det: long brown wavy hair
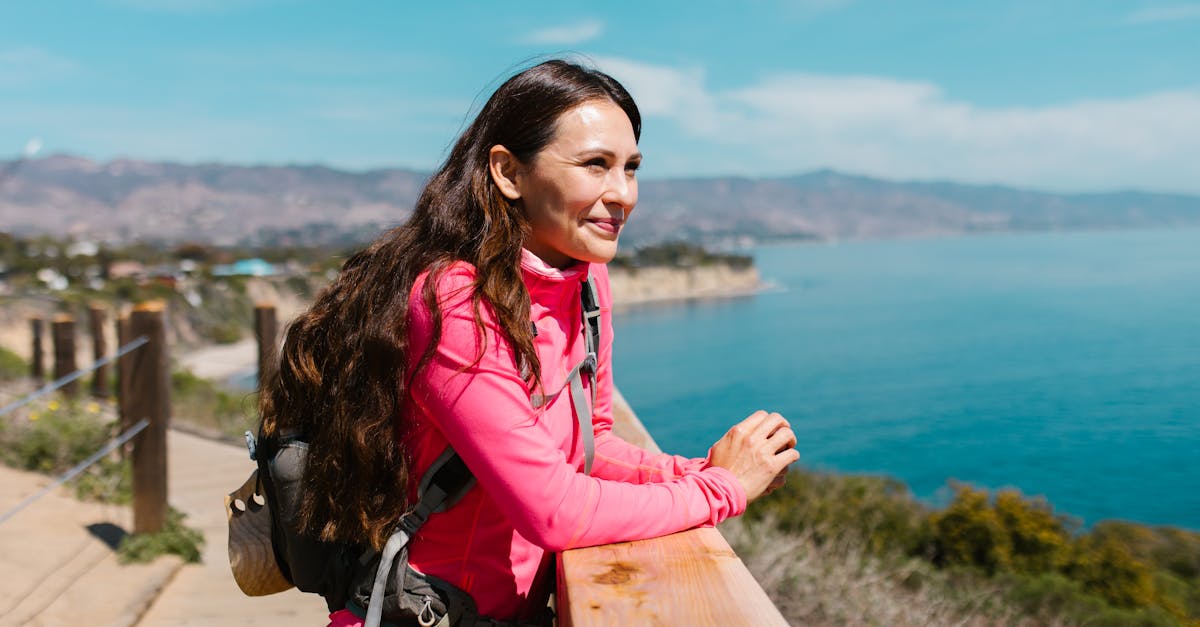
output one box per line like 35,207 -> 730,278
258,60 -> 641,549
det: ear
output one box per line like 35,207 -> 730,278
489,145 -> 523,201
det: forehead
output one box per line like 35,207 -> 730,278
545,100 -> 638,152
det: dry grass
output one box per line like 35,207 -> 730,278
721,516 -> 1070,627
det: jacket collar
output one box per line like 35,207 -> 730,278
520,248 -> 589,283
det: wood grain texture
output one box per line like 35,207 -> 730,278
130,304 -> 169,534
30,317 -> 44,380
559,527 -> 787,626
51,316 -> 78,397
254,303 -> 278,386
558,398 -> 786,626
88,305 -> 108,399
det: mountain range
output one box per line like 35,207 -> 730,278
2,155 -> 1198,248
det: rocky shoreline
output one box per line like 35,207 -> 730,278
608,263 -> 764,308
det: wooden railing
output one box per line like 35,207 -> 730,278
556,389 -> 787,626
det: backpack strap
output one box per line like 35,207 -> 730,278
575,273 -> 601,475
365,446 -> 475,627
524,273 -> 602,476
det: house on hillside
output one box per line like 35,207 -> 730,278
108,260 -> 148,280
212,258 -> 277,277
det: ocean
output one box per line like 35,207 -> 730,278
611,228 -> 1200,530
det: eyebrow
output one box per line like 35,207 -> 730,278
578,148 -> 643,161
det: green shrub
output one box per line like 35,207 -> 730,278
0,399 -> 131,504
610,241 -> 754,270
73,456 -> 132,504
744,470 -> 1199,624
285,274 -> 314,299
931,483 -> 1014,574
993,489 -> 1073,574
745,468 -> 931,558
0,345 -> 26,381
1004,571 -> 1108,621
117,507 -> 204,564
171,369 -> 255,438
1,401 -> 113,473
1065,532 -> 1158,609
208,320 -> 243,344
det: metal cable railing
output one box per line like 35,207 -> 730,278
0,418 -> 150,526
0,336 -> 148,418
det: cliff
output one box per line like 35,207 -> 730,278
607,263 -> 763,307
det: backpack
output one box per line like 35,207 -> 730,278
228,275 -> 602,627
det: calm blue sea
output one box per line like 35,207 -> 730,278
611,228 -> 1200,530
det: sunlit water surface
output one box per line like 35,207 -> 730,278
613,228 -> 1200,529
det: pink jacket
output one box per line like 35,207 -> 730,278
331,251 -> 746,624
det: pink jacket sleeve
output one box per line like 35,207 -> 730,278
407,267 -> 746,552
587,264 -> 713,484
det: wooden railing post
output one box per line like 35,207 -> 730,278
89,304 -> 109,399
30,318 -> 45,382
116,313 -> 133,458
255,303 -> 278,387
130,302 -> 169,534
51,315 -> 78,397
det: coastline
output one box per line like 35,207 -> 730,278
608,263 -> 765,310
611,279 -> 772,311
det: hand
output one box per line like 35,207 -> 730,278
764,467 -> 788,496
707,410 -> 800,503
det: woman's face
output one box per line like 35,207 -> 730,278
512,99 -> 641,269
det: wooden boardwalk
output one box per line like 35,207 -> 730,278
136,429 -> 328,625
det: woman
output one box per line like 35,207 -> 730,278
259,59 -> 799,626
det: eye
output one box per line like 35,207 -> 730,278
584,158 -> 607,171
625,161 -> 641,175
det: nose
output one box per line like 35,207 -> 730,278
603,168 -> 637,212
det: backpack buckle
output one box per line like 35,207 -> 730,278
244,431 -> 258,461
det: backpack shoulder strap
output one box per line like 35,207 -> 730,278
364,446 -> 474,627
581,273 -> 601,359
574,272 -> 601,475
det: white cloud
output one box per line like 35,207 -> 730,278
1126,3 -> 1200,23
519,19 -> 605,46
593,57 -> 1200,193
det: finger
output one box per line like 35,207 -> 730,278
726,410 -> 768,439
751,411 -> 789,440
765,426 -> 796,452
776,447 -> 801,469
741,409 -> 771,430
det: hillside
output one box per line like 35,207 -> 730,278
3,156 -> 1199,247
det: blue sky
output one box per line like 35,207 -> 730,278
2,0 -> 1198,193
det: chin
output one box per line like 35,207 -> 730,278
578,242 -> 620,265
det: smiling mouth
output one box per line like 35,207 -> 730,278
585,218 -> 624,234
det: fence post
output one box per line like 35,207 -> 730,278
130,302 -> 169,534
89,305 -> 108,399
30,318 -> 45,381
255,303 -> 278,387
116,313 -> 133,458
52,315 -> 78,398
